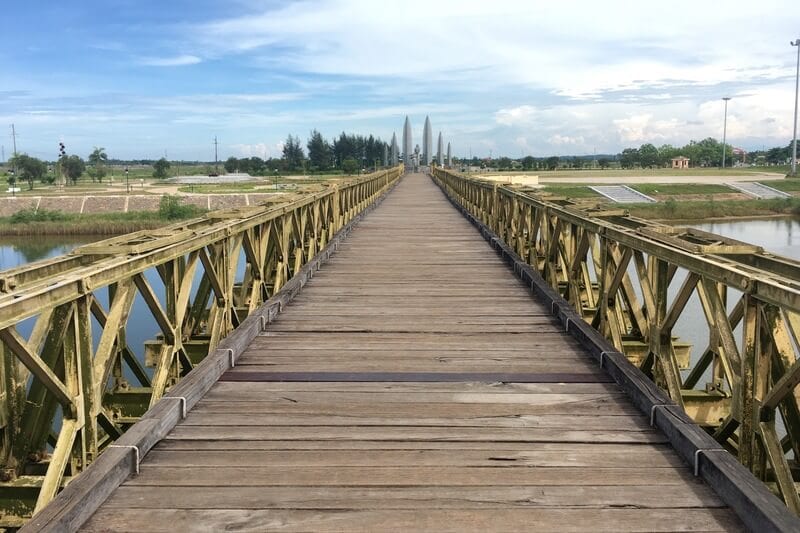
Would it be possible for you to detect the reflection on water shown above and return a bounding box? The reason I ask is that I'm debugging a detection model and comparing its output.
[694,218,800,260]
[669,218,800,389]
[0,236,95,269]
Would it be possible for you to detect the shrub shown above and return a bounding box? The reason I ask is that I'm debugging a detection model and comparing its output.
[158,195,202,220]
[10,208,70,224]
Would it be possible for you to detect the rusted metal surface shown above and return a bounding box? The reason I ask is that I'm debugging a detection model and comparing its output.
[432,166,800,513]
[0,166,402,527]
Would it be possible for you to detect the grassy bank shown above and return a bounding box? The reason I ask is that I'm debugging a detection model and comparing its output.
[0,197,206,236]
[627,197,800,221]
[474,166,789,179]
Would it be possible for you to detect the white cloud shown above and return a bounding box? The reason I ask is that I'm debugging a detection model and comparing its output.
[614,114,656,143]
[230,143,272,158]
[548,134,585,146]
[139,55,202,67]
[495,105,536,127]
[195,1,796,95]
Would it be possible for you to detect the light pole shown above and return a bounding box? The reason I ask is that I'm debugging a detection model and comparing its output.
[124,166,129,193]
[791,39,800,176]
[721,97,731,168]
[274,169,278,190]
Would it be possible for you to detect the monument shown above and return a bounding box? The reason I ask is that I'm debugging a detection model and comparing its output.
[422,116,432,165]
[403,117,412,167]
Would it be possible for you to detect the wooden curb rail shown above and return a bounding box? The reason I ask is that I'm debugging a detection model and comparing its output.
[431,171,800,533]
[20,174,404,532]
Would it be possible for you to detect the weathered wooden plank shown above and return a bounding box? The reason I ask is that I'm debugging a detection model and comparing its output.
[264,324,562,333]
[165,426,667,443]
[196,381,622,394]
[153,439,662,452]
[178,413,648,430]
[189,398,641,416]
[142,446,686,468]
[100,484,723,509]
[227,362,605,372]
[236,350,595,361]
[123,465,698,487]
[81,508,743,532]
[268,316,556,326]
[200,389,625,403]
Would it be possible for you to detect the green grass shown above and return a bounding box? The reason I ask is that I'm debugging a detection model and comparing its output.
[177,183,262,194]
[0,204,206,236]
[627,197,800,221]
[538,185,601,198]
[541,182,738,199]
[480,167,786,179]
[761,179,800,192]
[630,183,732,195]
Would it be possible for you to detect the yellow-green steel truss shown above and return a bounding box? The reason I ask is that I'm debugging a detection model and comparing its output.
[432,166,800,513]
[0,167,402,526]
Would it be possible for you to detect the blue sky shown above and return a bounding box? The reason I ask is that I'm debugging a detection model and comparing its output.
[2,0,799,161]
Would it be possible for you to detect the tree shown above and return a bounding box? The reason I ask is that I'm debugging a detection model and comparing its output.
[246,157,266,176]
[619,148,640,169]
[341,158,359,175]
[282,135,305,171]
[307,130,332,171]
[545,156,560,170]
[521,156,535,170]
[767,145,789,165]
[224,157,239,173]
[9,154,47,190]
[657,144,678,167]
[496,157,513,170]
[87,147,108,182]
[153,158,171,179]
[598,157,610,169]
[63,155,86,185]
[638,143,659,168]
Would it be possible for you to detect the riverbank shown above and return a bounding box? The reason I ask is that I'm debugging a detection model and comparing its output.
[0,198,205,235]
[627,197,800,221]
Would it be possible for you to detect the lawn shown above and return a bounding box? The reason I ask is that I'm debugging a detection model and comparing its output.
[630,183,732,195]
[472,167,787,179]
[538,185,601,198]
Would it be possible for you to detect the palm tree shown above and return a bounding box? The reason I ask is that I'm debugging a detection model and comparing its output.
[87,147,108,182]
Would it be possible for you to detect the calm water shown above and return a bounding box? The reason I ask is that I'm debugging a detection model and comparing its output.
[0,236,95,270]
[0,236,162,383]
[693,218,800,260]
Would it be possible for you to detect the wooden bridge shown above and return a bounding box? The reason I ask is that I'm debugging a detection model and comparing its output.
[5,170,800,531]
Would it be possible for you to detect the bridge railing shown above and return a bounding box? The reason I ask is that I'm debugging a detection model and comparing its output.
[0,166,403,526]
[432,166,800,513]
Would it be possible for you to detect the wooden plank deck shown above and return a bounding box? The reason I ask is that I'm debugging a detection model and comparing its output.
[82,173,742,532]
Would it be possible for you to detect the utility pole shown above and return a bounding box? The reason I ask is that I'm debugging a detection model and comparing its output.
[213,136,219,174]
[721,97,731,169]
[791,39,800,176]
[11,124,17,158]
[10,125,18,187]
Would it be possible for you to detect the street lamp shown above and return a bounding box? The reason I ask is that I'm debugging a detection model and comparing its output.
[791,39,800,176]
[721,97,732,169]
[124,166,129,193]
[273,169,278,190]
